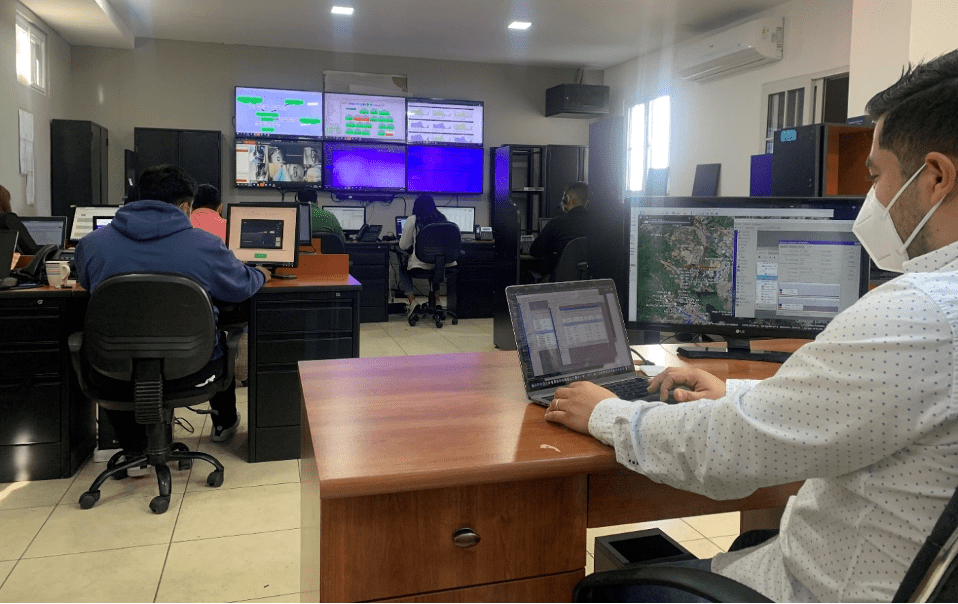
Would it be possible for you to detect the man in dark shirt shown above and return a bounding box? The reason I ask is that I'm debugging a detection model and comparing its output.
[525,181,589,278]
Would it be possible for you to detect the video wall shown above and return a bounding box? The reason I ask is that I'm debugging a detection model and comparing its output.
[235,86,484,194]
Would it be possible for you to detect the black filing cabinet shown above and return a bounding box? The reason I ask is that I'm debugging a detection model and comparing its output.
[457,241,495,319]
[345,242,389,322]
[247,283,360,462]
[0,291,96,482]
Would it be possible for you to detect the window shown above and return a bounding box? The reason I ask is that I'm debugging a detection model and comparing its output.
[761,68,848,153]
[16,14,46,93]
[627,95,670,193]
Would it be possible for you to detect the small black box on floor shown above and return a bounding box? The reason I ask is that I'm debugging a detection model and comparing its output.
[594,528,696,574]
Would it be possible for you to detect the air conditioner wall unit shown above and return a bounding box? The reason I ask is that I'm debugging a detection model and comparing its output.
[679,17,784,83]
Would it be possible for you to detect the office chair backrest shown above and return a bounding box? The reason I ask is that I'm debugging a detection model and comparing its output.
[84,273,216,381]
[313,230,346,254]
[553,237,588,282]
[414,221,461,267]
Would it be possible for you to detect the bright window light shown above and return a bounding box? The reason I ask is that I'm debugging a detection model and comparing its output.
[331,6,354,15]
[508,21,532,30]
[627,103,646,192]
[648,95,671,170]
[627,94,670,193]
[15,14,45,93]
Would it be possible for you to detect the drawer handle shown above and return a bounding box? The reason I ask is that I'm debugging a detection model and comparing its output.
[452,528,481,548]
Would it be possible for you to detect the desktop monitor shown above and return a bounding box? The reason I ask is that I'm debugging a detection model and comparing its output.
[406,146,483,194]
[323,205,366,235]
[440,207,475,234]
[225,203,299,268]
[395,216,408,237]
[406,98,483,145]
[298,202,312,244]
[235,138,323,188]
[92,216,114,230]
[323,142,405,191]
[20,216,67,248]
[323,92,407,142]
[70,206,120,242]
[624,196,869,362]
[235,86,324,139]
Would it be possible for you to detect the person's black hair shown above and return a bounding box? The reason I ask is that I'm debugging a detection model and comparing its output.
[136,164,198,205]
[866,49,958,177]
[412,194,446,228]
[193,184,220,210]
[296,188,318,203]
[563,181,589,207]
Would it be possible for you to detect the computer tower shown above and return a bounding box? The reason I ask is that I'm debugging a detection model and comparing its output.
[50,120,109,218]
[772,123,872,197]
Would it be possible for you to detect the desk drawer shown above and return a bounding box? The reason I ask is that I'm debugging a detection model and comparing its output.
[0,313,59,344]
[319,475,587,602]
[255,303,353,334]
[0,379,61,444]
[0,349,60,379]
[256,336,354,364]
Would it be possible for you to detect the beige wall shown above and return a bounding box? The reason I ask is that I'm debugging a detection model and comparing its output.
[1,0,72,215]
[68,39,593,228]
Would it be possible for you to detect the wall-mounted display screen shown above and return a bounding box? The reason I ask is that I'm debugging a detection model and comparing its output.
[235,87,324,139]
[406,146,483,194]
[324,93,406,142]
[324,142,406,191]
[407,99,483,145]
[235,139,323,188]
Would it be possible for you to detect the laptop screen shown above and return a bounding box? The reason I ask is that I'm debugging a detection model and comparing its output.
[395,216,407,237]
[506,279,635,392]
[20,217,66,248]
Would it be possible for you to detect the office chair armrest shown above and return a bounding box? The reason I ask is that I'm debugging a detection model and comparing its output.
[68,331,83,354]
[573,566,772,603]
[213,298,250,329]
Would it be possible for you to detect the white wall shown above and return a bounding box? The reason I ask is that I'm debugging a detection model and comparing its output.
[1,0,73,215]
[603,0,855,197]
[68,39,592,228]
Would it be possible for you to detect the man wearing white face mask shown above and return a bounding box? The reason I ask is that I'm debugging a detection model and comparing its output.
[543,51,958,602]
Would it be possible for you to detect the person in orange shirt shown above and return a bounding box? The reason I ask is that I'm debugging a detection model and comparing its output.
[189,184,226,241]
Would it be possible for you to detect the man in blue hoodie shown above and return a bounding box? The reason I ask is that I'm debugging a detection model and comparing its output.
[76,164,270,455]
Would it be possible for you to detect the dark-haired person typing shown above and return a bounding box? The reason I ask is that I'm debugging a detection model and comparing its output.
[544,51,958,602]
[75,165,270,462]
[0,184,41,255]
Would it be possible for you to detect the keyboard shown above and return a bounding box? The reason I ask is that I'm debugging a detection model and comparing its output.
[605,376,656,401]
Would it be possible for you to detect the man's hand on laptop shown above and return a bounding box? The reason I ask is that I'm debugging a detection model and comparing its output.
[648,367,726,402]
[544,381,615,434]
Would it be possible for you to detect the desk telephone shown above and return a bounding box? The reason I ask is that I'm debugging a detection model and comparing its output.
[519,235,535,255]
[357,224,382,242]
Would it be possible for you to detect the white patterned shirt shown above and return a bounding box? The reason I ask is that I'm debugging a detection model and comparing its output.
[588,241,958,602]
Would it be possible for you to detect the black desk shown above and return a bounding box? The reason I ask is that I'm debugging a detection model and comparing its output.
[0,276,362,480]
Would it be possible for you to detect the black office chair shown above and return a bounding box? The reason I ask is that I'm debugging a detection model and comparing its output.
[69,273,243,514]
[312,230,347,255]
[407,221,461,328]
[574,482,958,603]
[552,236,589,282]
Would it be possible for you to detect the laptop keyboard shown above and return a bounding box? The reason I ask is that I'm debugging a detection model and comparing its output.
[605,376,656,401]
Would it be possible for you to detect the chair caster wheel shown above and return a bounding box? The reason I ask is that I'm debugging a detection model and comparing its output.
[435,318,443,328]
[408,316,418,326]
[149,496,170,514]
[178,459,193,470]
[79,490,100,509]
[207,470,224,488]
[452,318,458,325]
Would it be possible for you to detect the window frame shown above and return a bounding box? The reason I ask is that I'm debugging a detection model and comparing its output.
[760,66,848,154]
[627,94,671,194]
[16,13,47,94]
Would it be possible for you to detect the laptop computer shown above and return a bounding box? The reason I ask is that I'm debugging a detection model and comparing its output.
[506,279,657,406]
[20,216,67,248]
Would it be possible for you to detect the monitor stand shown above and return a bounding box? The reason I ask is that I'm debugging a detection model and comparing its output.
[269,267,297,280]
[676,338,792,364]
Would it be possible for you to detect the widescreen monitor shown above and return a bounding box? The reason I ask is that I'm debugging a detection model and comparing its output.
[625,196,869,362]
[235,87,324,139]
[323,206,366,235]
[70,206,120,242]
[20,216,66,248]
[226,203,299,268]
[323,92,406,142]
[406,146,483,194]
[440,207,475,234]
[323,142,405,191]
[406,98,483,145]
[235,138,322,188]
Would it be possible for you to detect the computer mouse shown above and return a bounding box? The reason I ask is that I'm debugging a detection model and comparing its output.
[665,386,694,404]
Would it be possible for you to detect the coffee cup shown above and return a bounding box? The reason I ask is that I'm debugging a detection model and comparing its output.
[45,261,70,288]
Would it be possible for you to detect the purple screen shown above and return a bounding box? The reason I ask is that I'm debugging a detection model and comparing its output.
[406,146,483,194]
[324,142,406,190]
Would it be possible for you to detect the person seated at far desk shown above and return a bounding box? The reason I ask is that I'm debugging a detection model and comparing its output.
[189,184,226,241]
[0,184,41,255]
[522,181,588,281]
[297,188,345,241]
[397,194,456,314]
[75,164,270,462]
[545,50,958,603]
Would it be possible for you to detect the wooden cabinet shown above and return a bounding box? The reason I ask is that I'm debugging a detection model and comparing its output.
[247,281,360,462]
[0,290,95,482]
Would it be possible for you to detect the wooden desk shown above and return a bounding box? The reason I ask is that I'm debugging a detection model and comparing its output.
[300,345,804,602]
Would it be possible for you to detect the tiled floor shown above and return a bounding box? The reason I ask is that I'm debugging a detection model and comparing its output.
[0,316,739,602]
